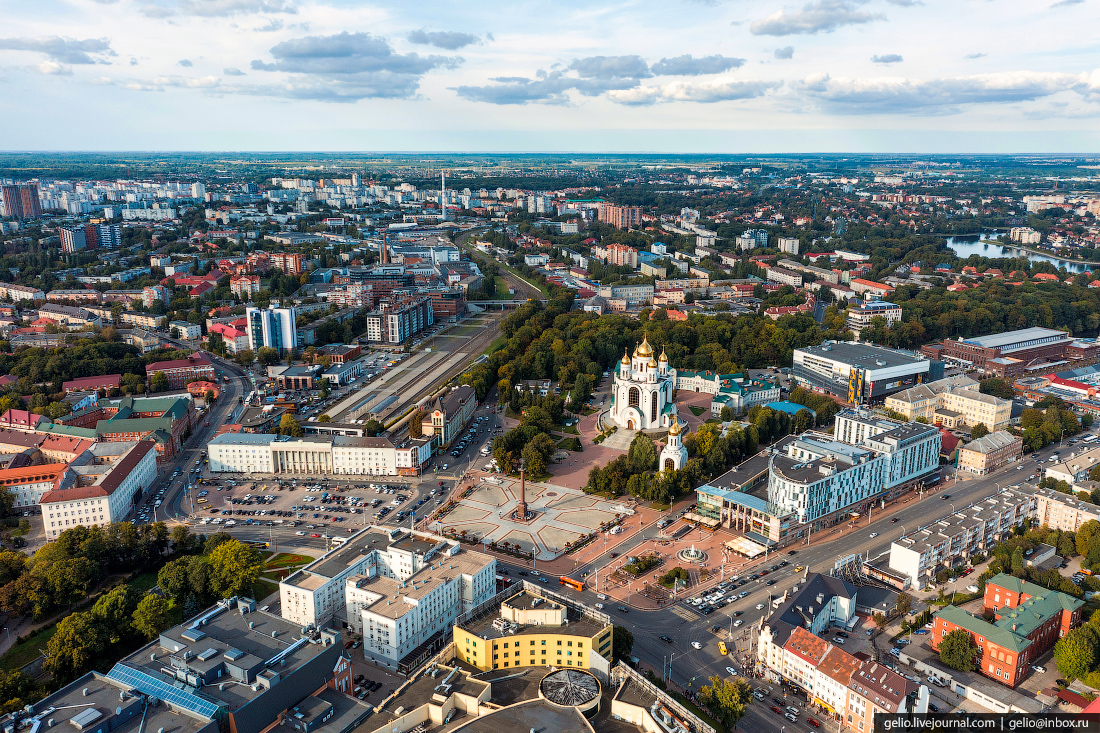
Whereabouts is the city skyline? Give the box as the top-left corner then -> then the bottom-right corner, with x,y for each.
0,0 -> 1099,152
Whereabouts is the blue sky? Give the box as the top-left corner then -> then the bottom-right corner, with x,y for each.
1,0 -> 1099,152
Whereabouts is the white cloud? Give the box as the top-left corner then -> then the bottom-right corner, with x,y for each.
775,46 -> 795,59
751,0 -> 885,35
608,80 -> 779,105
871,54 -> 903,64
37,61 -> 72,75
0,36 -> 114,64
137,0 -> 296,18
797,71 -> 1087,113
407,29 -> 481,50
651,54 -> 746,75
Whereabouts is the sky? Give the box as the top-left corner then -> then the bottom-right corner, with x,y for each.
1,0 -> 1099,153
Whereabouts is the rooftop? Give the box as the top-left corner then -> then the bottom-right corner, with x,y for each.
797,342 -> 927,370
962,327 -> 1070,351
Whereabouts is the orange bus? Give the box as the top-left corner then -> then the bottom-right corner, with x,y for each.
559,576 -> 584,592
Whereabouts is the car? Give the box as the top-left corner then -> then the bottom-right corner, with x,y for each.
296,531 -> 306,536
659,635 -> 673,644
895,638 -> 910,646
787,550 -> 797,556
869,532 -> 878,538
785,713 -> 798,722
310,533 -> 321,537
733,619 -> 744,627
1032,665 -> 1046,674
753,690 -> 766,701
594,603 -> 604,609
891,517 -> 899,523
756,603 -> 765,610
772,697 -> 785,707
832,636 -> 846,644
808,719 -> 821,728
617,606 -> 628,613
928,704 -> 939,713
691,641 -> 702,649
597,593 -> 607,600
941,494 -> 951,500
770,706 -> 783,715
726,667 -> 739,676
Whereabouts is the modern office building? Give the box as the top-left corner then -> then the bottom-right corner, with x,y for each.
454,586 -> 613,675
362,296 -> 433,344
247,306 -> 298,353
932,574 -> 1082,687
886,487 -> 1036,588
847,301 -> 903,334
792,341 -> 936,403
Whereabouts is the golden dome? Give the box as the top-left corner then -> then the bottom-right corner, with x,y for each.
620,348 -> 630,365
648,357 -> 657,368
669,419 -> 682,435
659,346 -> 668,363
635,334 -> 654,357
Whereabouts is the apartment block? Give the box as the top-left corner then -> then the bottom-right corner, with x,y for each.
887,487 -> 1036,588
231,274 -> 261,299
957,431 -> 1023,475
599,204 -> 642,230
0,183 -> 42,219
847,301 -> 902,334
766,266 -> 803,288
1045,445 -> 1100,484
1033,487 -> 1100,531
145,353 -> 215,389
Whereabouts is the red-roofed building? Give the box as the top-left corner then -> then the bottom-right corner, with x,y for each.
667,309 -> 688,322
0,463 -> 73,509
1035,273 -> 1060,282
850,278 -> 895,299
145,353 -> 215,389
1048,376 -> 1095,397
939,428 -> 960,458
208,322 -> 249,353
0,409 -> 45,432
63,374 -> 122,394
187,381 -> 220,400
40,440 -> 158,539
189,281 -> 215,297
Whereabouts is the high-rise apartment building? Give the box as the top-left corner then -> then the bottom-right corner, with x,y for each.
60,223 -> 121,252
599,204 -> 642,230
191,182 -> 205,200
0,184 -> 42,219
142,285 -> 170,309
60,226 -> 87,253
269,252 -> 307,275
246,306 -> 298,353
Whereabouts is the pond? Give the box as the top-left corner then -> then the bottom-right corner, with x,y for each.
944,235 -> 1093,274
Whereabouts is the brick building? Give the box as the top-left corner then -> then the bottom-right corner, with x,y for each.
270,252 -> 307,275
421,385 -> 477,447
920,327 -> 1073,377
599,204 -> 642,230
957,431 -> 1023,475
931,574 -> 1082,687
145,353 -> 216,389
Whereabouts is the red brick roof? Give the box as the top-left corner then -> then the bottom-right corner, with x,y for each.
146,353 -> 214,374
63,374 -> 122,392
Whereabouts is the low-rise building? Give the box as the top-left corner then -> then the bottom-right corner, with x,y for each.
957,431 -> 1023,475
454,586 -> 613,675
120,310 -> 168,330
766,266 -> 803,288
63,374 -> 122,394
847,301 -> 902,334
421,385 -> 477,447
1045,445 -> 1100,484
145,353 -> 216,389
38,303 -> 101,328
932,574 -> 1082,687
208,433 -> 432,476
169,320 -> 202,340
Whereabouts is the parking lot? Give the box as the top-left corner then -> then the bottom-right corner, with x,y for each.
189,474 -> 455,534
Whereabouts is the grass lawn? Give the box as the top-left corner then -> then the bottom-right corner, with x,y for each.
650,502 -> 671,511
689,406 -> 707,417
130,570 -> 161,595
1,625 -> 57,669
265,552 -> 314,570
486,334 -> 509,355
670,692 -> 722,733
250,578 -> 280,601
557,437 -> 582,452
557,424 -> 580,435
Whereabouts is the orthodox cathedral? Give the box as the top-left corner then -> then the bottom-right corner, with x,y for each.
606,334 -> 688,470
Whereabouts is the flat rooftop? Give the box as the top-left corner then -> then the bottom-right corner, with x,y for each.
797,342 -> 927,369
298,527 -> 393,581
963,327 -> 1069,351
370,664 -> 488,730
458,594 -> 608,642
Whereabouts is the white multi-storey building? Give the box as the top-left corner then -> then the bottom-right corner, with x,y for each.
246,306 -> 298,353
41,441 -> 158,539
280,527 -> 495,665
207,433 -> 432,476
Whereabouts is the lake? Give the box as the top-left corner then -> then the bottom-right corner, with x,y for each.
944,235 -> 1092,274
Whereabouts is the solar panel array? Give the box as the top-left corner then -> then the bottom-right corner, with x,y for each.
106,663 -> 225,720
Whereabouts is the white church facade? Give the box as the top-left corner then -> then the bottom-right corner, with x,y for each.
607,335 -> 682,432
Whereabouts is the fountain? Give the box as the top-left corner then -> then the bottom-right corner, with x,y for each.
677,544 -> 708,564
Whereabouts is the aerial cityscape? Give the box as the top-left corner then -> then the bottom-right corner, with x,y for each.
2,1 -> 1100,730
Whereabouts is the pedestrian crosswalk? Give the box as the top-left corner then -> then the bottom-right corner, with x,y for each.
671,605 -> 700,621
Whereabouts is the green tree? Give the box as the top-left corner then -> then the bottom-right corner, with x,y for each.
132,595 -> 173,639
612,625 -> 634,661
170,524 -> 196,554
1077,520 -> 1100,558
1089,465 -> 1100,483
363,419 -> 384,437
158,557 -> 195,603
257,346 -> 281,366
979,378 -> 1016,399
150,371 -> 169,393
44,612 -> 107,682
408,409 -> 425,439
278,413 -> 303,438
627,433 -> 657,473
939,628 -> 979,671
1011,546 -> 1025,575
1054,626 -> 1099,680
208,539 -> 262,597
971,423 -> 990,440
521,432 -> 556,477
520,405 -> 553,433
698,676 -> 753,731
90,585 -> 138,642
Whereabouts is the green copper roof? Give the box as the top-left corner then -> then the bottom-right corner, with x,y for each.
933,605 -> 1033,653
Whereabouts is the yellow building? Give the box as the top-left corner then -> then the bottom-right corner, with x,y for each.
454,589 -> 613,673
884,376 -> 1011,429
